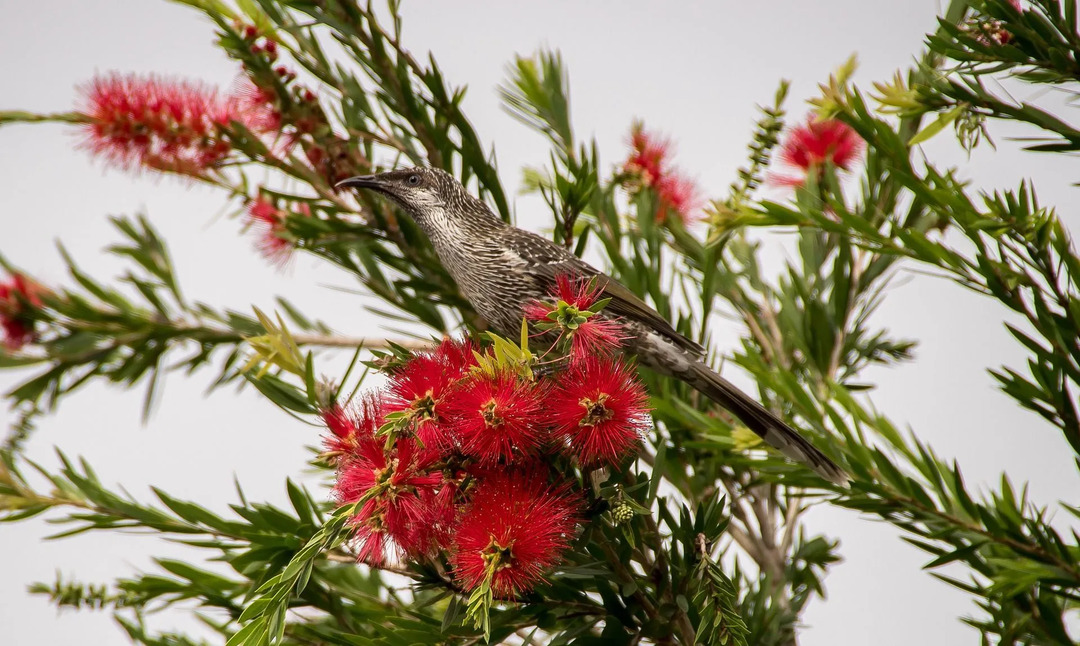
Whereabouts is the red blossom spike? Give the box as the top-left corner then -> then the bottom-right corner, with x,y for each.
522,299 -> 554,323
228,78 -> 289,142
773,116 -> 864,188
0,274 -> 45,351
526,275 -> 625,359
550,356 -> 651,467
622,123 -> 701,224
334,431 -> 448,563
322,405 -> 355,442
434,336 -> 478,376
246,194 -> 314,266
625,124 -> 671,185
321,392 -> 385,456
384,338 -> 476,447
554,274 -> 602,311
245,196 -> 292,266
451,470 -> 580,598
525,274 -> 604,322
566,317 -> 626,362
78,73 -> 237,176
443,371 -> 549,464
655,174 -> 702,225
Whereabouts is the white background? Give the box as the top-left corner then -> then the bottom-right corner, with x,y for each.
1,1 -> 1078,644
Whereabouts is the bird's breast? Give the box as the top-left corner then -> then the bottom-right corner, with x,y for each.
430,238 -> 538,336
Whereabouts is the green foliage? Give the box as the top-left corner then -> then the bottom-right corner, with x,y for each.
3,0 -> 1080,644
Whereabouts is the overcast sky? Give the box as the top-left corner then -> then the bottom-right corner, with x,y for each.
2,1 -> 1078,644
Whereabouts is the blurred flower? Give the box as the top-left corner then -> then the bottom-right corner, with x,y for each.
228,66 -> 321,159
625,125 -> 669,185
246,196 -> 292,265
78,73 -> 235,175
443,371 -> 548,464
451,470 -> 580,597
0,274 -> 44,351
772,116 -> 864,187
246,194 -> 313,266
655,174 -> 700,224
550,356 -> 650,467
525,275 -> 625,361
229,78 -> 283,136
622,122 -> 701,223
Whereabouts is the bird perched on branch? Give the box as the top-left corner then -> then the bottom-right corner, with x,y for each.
338,166 -> 847,485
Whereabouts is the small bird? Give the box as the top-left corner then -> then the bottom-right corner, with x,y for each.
338,167 -> 847,485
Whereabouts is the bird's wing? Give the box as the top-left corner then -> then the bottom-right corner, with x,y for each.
503,228 -> 705,357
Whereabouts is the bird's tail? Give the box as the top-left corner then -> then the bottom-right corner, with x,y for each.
686,361 -> 848,486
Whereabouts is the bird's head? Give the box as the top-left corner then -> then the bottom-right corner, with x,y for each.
336,166 -> 499,234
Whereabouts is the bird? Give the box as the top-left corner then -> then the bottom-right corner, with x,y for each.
337,166 -> 847,485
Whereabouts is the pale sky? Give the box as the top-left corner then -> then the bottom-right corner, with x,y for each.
2,2 -> 1078,645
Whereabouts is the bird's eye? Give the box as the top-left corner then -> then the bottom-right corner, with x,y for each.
407,174 -> 421,186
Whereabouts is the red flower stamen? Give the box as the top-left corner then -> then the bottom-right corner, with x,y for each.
229,78 -> 285,138
78,73 -> 237,175
526,275 -> 625,359
622,123 -> 701,223
451,470 -> 580,597
384,337 -> 477,447
550,356 -> 651,467
443,372 -> 549,464
772,116 -> 864,188
334,426 -> 448,564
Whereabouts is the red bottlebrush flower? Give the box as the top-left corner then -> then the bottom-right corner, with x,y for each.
553,274 -> 602,311
0,274 -> 44,351
335,433 -> 446,565
550,356 -> 651,467
655,174 -> 702,225
321,392 -> 385,456
443,371 -> 548,464
227,76 -> 311,158
229,78 -> 283,136
567,316 -> 625,361
78,73 -> 236,175
625,124 -> 670,185
525,275 -> 625,359
435,336 -> 478,376
622,122 -> 701,223
451,470 -> 580,597
245,194 -> 313,266
322,405 -> 355,443
773,116 -> 864,187
524,274 -> 601,321
384,338 -> 477,447
246,196 -> 292,265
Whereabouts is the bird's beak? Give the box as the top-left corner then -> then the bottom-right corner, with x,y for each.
335,175 -> 385,192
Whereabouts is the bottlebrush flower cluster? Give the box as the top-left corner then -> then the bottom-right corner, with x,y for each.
0,273 -> 44,351
76,66 -> 317,176
78,74 -> 238,175
621,122 -> 701,224
322,277 -> 651,598
771,115 -> 865,188
245,193 -> 311,265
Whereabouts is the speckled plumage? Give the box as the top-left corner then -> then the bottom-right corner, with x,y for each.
338,166 -> 847,485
